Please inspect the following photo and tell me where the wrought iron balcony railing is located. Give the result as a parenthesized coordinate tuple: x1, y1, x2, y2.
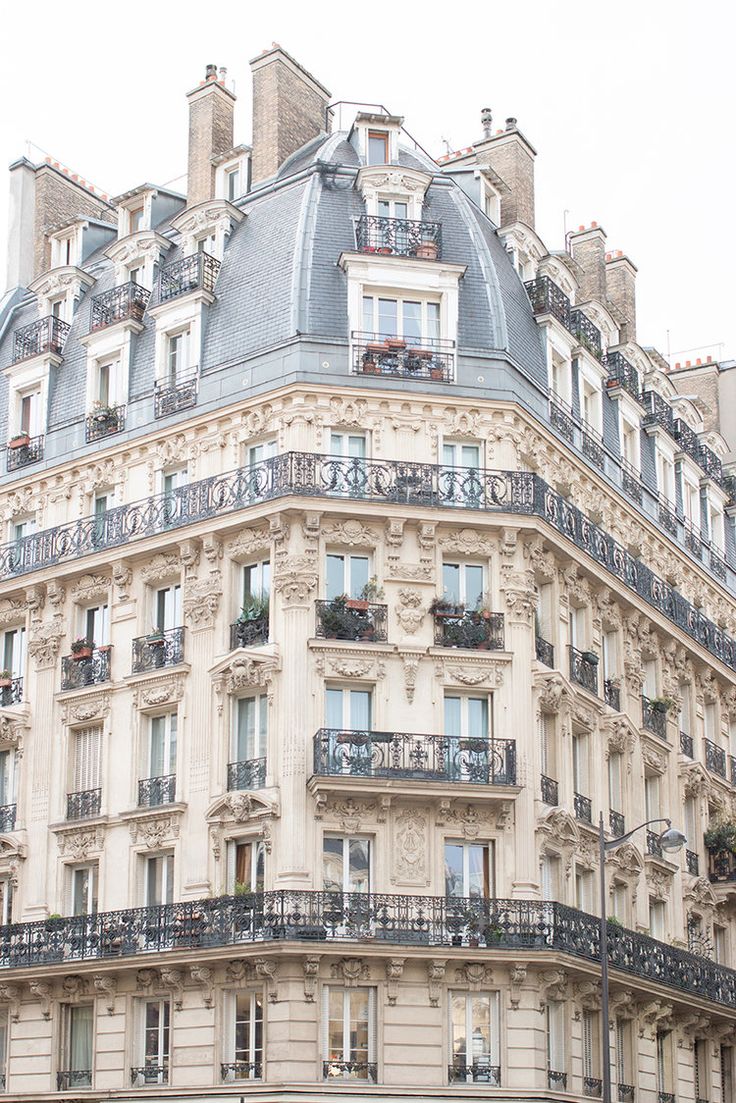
(541, 775, 558, 805)
(686, 850, 699, 875)
(154, 372, 198, 419)
(646, 830, 663, 858)
(434, 609, 504, 651)
(227, 757, 267, 792)
(620, 459, 642, 504)
(697, 442, 723, 486)
(569, 647, 598, 695)
(448, 1062, 501, 1085)
(641, 696, 668, 740)
(12, 315, 70, 362)
(574, 792, 592, 824)
(131, 1065, 168, 1086)
(352, 332, 454, 383)
(642, 390, 675, 434)
(0, 804, 16, 831)
(658, 498, 679, 538)
(61, 647, 111, 692)
(569, 308, 603, 360)
(230, 616, 269, 649)
(158, 252, 220, 302)
(138, 775, 176, 808)
(355, 214, 442, 259)
(323, 1061, 377, 1082)
(0, 677, 23, 707)
(7, 434, 43, 471)
(610, 810, 625, 836)
(66, 788, 101, 821)
(85, 404, 126, 443)
(221, 1061, 262, 1081)
(731, 755, 736, 788)
(550, 394, 575, 443)
(548, 1070, 568, 1090)
(313, 729, 517, 786)
(131, 627, 184, 673)
(57, 1069, 92, 1090)
(711, 547, 727, 583)
(524, 276, 571, 327)
(535, 636, 554, 667)
(315, 599, 388, 643)
(0, 451, 733, 675)
(709, 847, 736, 883)
(684, 522, 707, 561)
(584, 1077, 603, 1098)
(680, 731, 694, 758)
(604, 679, 621, 711)
(90, 281, 149, 331)
(581, 422, 604, 470)
(618, 1084, 635, 1103)
(605, 351, 642, 404)
(705, 737, 727, 779)
(657, 1093, 675, 1103)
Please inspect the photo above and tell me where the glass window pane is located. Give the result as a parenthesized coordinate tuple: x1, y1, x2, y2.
(377, 298, 397, 336)
(427, 302, 441, 341)
(444, 843, 464, 897)
(328, 988, 345, 1060)
(349, 556, 369, 598)
(325, 688, 343, 729)
(350, 690, 371, 730)
(362, 296, 373, 333)
(403, 301, 421, 342)
(467, 846, 486, 898)
(466, 698, 488, 739)
(451, 993, 467, 1061)
(461, 445, 480, 468)
(349, 989, 369, 1062)
(326, 555, 345, 600)
(444, 696, 461, 737)
(395, 202, 408, 220)
(464, 565, 484, 608)
(443, 443, 456, 467)
(443, 563, 460, 603)
(323, 838, 344, 893)
(348, 838, 370, 893)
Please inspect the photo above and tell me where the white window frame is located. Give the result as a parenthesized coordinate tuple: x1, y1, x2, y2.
(222, 989, 263, 1081)
(232, 694, 268, 764)
(143, 852, 174, 907)
(449, 990, 501, 1083)
(322, 985, 376, 1079)
(137, 998, 170, 1084)
(69, 862, 98, 917)
(322, 834, 371, 894)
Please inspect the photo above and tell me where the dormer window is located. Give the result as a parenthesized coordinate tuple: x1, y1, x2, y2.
(362, 294, 440, 342)
(129, 204, 145, 234)
(482, 180, 501, 225)
(368, 130, 389, 165)
(225, 165, 241, 202)
(51, 232, 75, 269)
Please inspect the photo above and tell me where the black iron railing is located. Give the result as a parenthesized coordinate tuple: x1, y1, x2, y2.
(569, 647, 598, 694)
(574, 792, 592, 824)
(731, 755, 736, 788)
(610, 810, 625, 836)
(550, 395, 575, 443)
(85, 404, 126, 443)
(227, 757, 267, 792)
(313, 729, 516, 786)
(315, 599, 388, 643)
(448, 1062, 501, 1084)
(353, 332, 454, 383)
(323, 1061, 376, 1082)
(620, 459, 642, 504)
(709, 847, 736, 883)
(570, 309, 602, 360)
(604, 679, 621, 711)
(131, 1065, 168, 1085)
(697, 443, 723, 486)
(686, 850, 699, 875)
(0, 451, 733, 675)
(355, 215, 442, 259)
(584, 1077, 603, 1098)
(221, 1061, 262, 1081)
(158, 252, 220, 302)
(0, 677, 23, 707)
(230, 616, 269, 649)
(154, 373, 198, 419)
(680, 731, 694, 758)
(0, 804, 16, 831)
(524, 276, 571, 327)
(535, 636, 554, 667)
(138, 775, 176, 808)
(90, 282, 149, 330)
(605, 351, 642, 403)
(642, 390, 674, 434)
(13, 315, 70, 362)
(131, 628, 185, 673)
(548, 1070, 568, 1090)
(642, 696, 668, 740)
(434, 609, 505, 651)
(684, 522, 706, 561)
(658, 499, 679, 538)
(57, 1069, 92, 1090)
(541, 775, 558, 805)
(705, 737, 727, 779)
(66, 788, 101, 821)
(646, 830, 663, 858)
(658, 1093, 675, 1103)
(711, 548, 728, 583)
(7, 435, 43, 471)
(582, 423, 604, 470)
(61, 647, 111, 692)
(618, 1085, 635, 1103)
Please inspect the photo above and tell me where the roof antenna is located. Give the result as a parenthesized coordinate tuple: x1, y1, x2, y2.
(481, 107, 492, 140)
(441, 137, 452, 156)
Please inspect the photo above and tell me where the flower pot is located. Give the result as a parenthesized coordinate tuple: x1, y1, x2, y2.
(416, 241, 438, 260)
(72, 647, 93, 661)
(386, 338, 406, 350)
(651, 700, 668, 713)
(429, 366, 444, 381)
(582, 652, 599, 665)
(377, 246, 392, 255)
(362, 359, 379, 374)
(346, 599, 369, 611)
(337, 733, 367, 745)
(8, 435, 30, 450)
(0, 678, 11, 688)
(147, 635, 166, 647)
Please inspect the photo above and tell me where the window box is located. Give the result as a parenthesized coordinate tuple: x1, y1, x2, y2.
(385, 337, 406, 350)
(581, 651, 599, 665)
(73, 646, 93, 661)
(417, 241, 438, 260)
(71, 637, 95, 661)
(8, 434, 30, 450)
(346, 598, 369, 611)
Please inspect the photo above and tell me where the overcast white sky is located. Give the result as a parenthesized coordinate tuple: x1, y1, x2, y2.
(1, 0, 733, 363)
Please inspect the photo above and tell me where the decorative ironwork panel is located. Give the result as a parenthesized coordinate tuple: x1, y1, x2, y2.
(582, 426, 605, 470)
(570, 309, 603, 359)
(710, 549, 727, 582)
(541, 775, 558, 806)
(686, 850, 699, 876)
(574, 792, 592, 824)
(604, 679, 621, 711)
(609, 810, 625, 836)
(658, 1094, 675, 1103)
(227, 757, 267, 792)
(66, 788, 101, 821)
(684, 522, 706, 561)
(569, 647, 598, 695)
(448, 1062, 501, 1085)
(131, 1066, 169, 1086)
(154, 375, 198, 419)
(131, 628, 184, 673)
(315, 600, 388, 643)
(524, 276, 571, 326)
(158, 252, 220, 302)
(642, 390, 674, 433)
(85, 405, 126, 442)
(680, 731, 694, 758)
(323, 1061, 377, 1082)
(57, 1070, 92, 1090)
(605, 351, 642, 403)
(0, 677, 23, 707)
(221, 1061, 262, 1081)
(705, 737, 727, 779)
(355, 215, 442, 258)
(138, 775, 176, 808)
(658, 499, 679, 538)
(353, 332, 454, 383)
(0, 804, 16, 831)
(673, 418, 700, 463)
(90, 281, 150, 330)
(731, 755, 736, 788)
(535, 636, 554, 667)
(313, 729, 516, 786)
(697, 442, 723, 485)
(584, 1077, 603, 1098)
(641, 696, 668, 740)
(434, 610, 504, 651)
(6, 435, 43, 471)
(709, 847, 736, 883)
(618, 1085, 635, 1103)
(12, 315, 70, 362)
(646, 830, 663, 858)
(230, 616, 269, 649)
(61, 647, 111, 692)
(550, 398, 575, 443)
(548, 1071, 568, 1091)
(620, 461, 642, 504)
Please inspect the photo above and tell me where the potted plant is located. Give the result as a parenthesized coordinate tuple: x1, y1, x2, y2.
(91, 401, 117, 424)
(238, 593, 270, 623)
(582, 651, 599, 665)
(705, 823, 736, 854)
(0, 670, 12, 688)
(361, 356, 379, 375)
(71, 637, 94, 661)
(649, 696, 676, 713)
(146, 626, 166, 646)
(8, 432, 30, 450)
(347, 577, 384, 611)
(429, 361, 445, 381)
(416, 240, 438, 260)
(429, 596, 464, 618)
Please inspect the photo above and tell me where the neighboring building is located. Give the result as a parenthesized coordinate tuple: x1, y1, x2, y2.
(0, 42, 734, 1103)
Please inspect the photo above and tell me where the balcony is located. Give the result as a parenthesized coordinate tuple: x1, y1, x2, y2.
(584, 1077, 603, 1098)
(6, 433, 43, 472)
(641, 696, 668, 740)
(131, 627, 185, 673)
(708, 847, 736, 883)
(158, 252, 220, 302)
(313, 729, 516, 786)
(569, 308, 602, 360)
(574, 792, 592, 824)
(138, 775, 176, 808)
(581, 422, 604, 471)
(618, 1085, 635, 1103)
(355, 214, 442, 259)
(646, 830, 663, 858)
(569, 647, 598, 695)
(323, 1061, 376, 1082)
(230, 615, 269, 649)
(433, 607, 504, 651)
(524, 276, 571, 327)
(353, 332, 454, 384)
(0, 676, 22, 707)
(548, 1071, 568, 1091)
(57, 1070, 92, 1090)
(642, 390, 675, 434)
(448, 1062, 501, 1085)
(90, 281, 149, 331)
(710, 547, 727, 583)
(686, 850, 699, 875)
(66, 788, 101, 821)
(620, 459, 642, 504)
(85, 404, 126, 443)
(604, 679, 621, 711)
(221, 1062, 261, 1082)
(680, 731, 694, 758)
(610, 810, 625, 836)
(227, 757, 267, 792)
(131, 1066, 168, 1086)
(315, 598, 388, 643)
(705, 737, 727, 779)
(61, 646, 111, 692)
(550, 394, 575, 443)
(657, 498, 679, 538)
(605, 351, 642, 404)
(154, 372, 198, 419)
(535, 636, 554, 667)
(541, 775, 558, 805)
(684, 522, 707, 561)
(12, 315, 70, 362)
(697, 442, 723, 486)
(0, 804, 16, 831)
(658, 1094, 675, 1103)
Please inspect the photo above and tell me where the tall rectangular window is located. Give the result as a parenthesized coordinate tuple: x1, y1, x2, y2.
(243, 560, 270, 605)
(2, 628, 25, 678)
(166, 331, 189, 384)
(0, 750, 15, 809)
(615, 1019, 631, 1092)
(0, 879, 12, 925)
(69, 863, 98, 916)
(656, 1031, 672, 1095)
(227, 839, 265, 894)
(234, 695, 268, 763)
(449, 991, 500, 1083)
(148, 713, 177, 781)
(582, 1009, 600, 1085)
(608, 753, 623, 816)
(329, 431, 366, 459)
(223, 991, 263, 1080)
(323, 836, 370, 894)
(645, 774, 661, 820)
(649, 899, 666, 940)
(83, 604, 109, 646)
(444, 841, 493, 899)
(226, 166, 241, 202)
(326, 554, 370, 601)
(325, 686, 372, 731)
(323, 986, 376, 1080)
(442, 561, 484, 608)
(546, 1002, 565, 1084)
(144, 853, 174, 907)
(539, 854, 559, 901)
(721, 1046, 733, 1103)
(155, 584, 181, 632)
(573, 732, 589, 797)
(71, 726, 101, 796)
(140, 1000, 170, 1083)
(367, 131, 388, 165)
(61, 1004, 93, 1088)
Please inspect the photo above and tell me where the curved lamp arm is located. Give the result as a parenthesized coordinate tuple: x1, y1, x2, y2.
(603, 817, 671, 852)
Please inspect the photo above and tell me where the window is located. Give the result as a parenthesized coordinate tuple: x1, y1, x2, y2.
(444, 695, 491, 780)
(70, 725, 101, 798)
(166, 329, 190, 384)
(546, 1001, 565, 1082)
(721, 1046, 733, 1103)
(620, 415, 640, 471)
(1, 628, 24, 679)
(129, 265, 144, 287)
(197, 233, 216, 256)
(144, 853, 174, 907)
(449, 991, 500, 1083)
(442, 561, 484, 609)
(656, 1031, 672, 1096)
(325, 686, 372, 731)
(649, 899, 666, 940)
(615, 1019, 631, 1091)
(549, 347, 571, 406)
(326, 553, 370, 601)
(0, 1012, 6, 1090)
(680, 686, 692, 736)
(148, 713, 177, 782)
(645, 774, 660, 820)
(602, 631, 618, 682)
(139, 1000, 170, 1083)
(227, 839, 265, 894)
(704, 702, 717, 742)
(539, 854, 560, 900)
(695, 1038, 711, 1103)
(536, 583, 554, 644)
(243, 560, 271, 605)
(329, 431, 366, 459)
(223, 991, 263, 1080)
(656, 446, 676, 504)
(714, 923, 728, 965)
(69, 863, 98, 916)
(608, 752, 623, 817)
(580, 377, 601, 434)
(575, 869, 594, 912)
(61, 1004, 93, 1088)
(445, 840, 493, 899)
(0, 879, 13, 925)
(539, 713, 556, 781)
(226, 166, 241, 202)
(362, 294, 440, 343)
(569, 606, 586, 651)
(684, 797, 698, 856)
(367, 130, 389, 165)
(710, 500, 725, 552)
(83, 604, 109, 647)
(129, 205, 145, 234)
(482, 180, 501, 225)
(323, 986, 376, 1080)
(247, 439, 277, 467)
(323, 836, 370, 894)
(97, 357, 120, 407)
(154, 584, 182, 632)
(442, 441, 480, 472)
(611, 883, 628, 925)
(18, 390, 41, 437)
(682, 475, 700, 527)
(582, 1009, 600, 1088)
(572, 732, 589, 798)
(0, 749, 14, 809)
(233, 695, 268, 765)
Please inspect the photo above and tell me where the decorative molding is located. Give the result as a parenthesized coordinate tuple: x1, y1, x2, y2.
(303, 956, 320, 1002)
(385, 958, 404, 1005)
(254, 957, 279, 1003)
(330, 957, 369, 988)
(226, 525, 271, 562)
(322, 519, 379, 548)
(509, 964, 527, 1009)
(132, 675, 185, 710)
(70, 574, 110, 605)
(427, 960, 445, 1007)
(160, 967, 184, 1011)
(61, 692, 111, 724)
(29, 980, 52, 1019)
(0, 983, 20, 1022)
(183, 572, 222, 631)
(56, 826, 105, 860)
(435, 658, 506, 688)
(140, 553, 181, 586)
(128, 813, 180, 849)
(539, 969, 568, 1008)
(190, 965, 214, 1009)
(272, 554, 317, 607)
(93, 974, 117, 1015)
(392, 807, 429, 887)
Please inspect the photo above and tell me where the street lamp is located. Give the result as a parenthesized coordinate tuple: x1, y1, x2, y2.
(598, 814, 686, 1103)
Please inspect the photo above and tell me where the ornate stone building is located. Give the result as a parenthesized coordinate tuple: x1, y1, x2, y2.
(0, 41, 734, 1103)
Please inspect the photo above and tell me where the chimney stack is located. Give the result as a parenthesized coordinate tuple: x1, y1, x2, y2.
(569, 224, 607, 303)
(186, 64, 236, 208)
(605, 251, 638, 344)
(249, 45, 331, 185)
(475, 119, 536, 228)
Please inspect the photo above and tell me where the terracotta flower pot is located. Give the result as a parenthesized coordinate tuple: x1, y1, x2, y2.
(72, 647, 93, 661)
(346, 599, 369, 611)
(417, 241, 438, 259)
(8, 435, 30, 450)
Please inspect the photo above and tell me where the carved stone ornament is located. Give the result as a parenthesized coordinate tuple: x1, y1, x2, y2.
(128, 813, 180, 849)
(399, 650, 421, 703)
(523, 535, 556, 582)
(641, 742, 667, 774)
(28, 618, 65, 670)
(183, 573, 222, 631)
(62, 974, 88, 1002)
(218, 654, 280, 698)
(427, 960, 446, 1007)
(536, 673, 572, 714)
(539, 969, 568, 1008)
(330, 957, 369, 988)
(0, 598, 27, 628)
(61, 693, 110, 724)
(303, 956, 320, 1002)
(70, 574, 110, 604)
(455, 962, 493, 991)
(56, 826, 105, 860)
(436, 801, 494, 839)
(606, 842, 643, 882)
(436, 528, 495, 558)
(140, 552, 181, 585)
(0, 715, 27, 750)
(322, 519, 379, 548)
(29, 980, 52, 1019)
(509, 964, 527, 1010)
(396, 588, 425, 636)
(272, 554, 318, 607)
(190, 965, 214, 1008)
(385, 958, 404, 1006)
(314, 652, 386, 681)
(136, 968, 161, 995)
(93, 974, 117, 1015)
(392, 807, 429, 886)
(321, 796, 383, 832)
(573, 980, 602, 1011)
(0, 983, 20, 1021)
(636, 999, 673, 1039)
(132, 676, 184, 710)
(226, 524, 271, 562)
(254, 957, 279, 1002)
(435, 659, 506, 688)
(160, 967, 184, 1011)
(501, 565, 537, 623)
(607, 717, 637, 760)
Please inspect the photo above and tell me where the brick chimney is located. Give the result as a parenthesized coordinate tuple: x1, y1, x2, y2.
(249, 45, 331, 185)
(569, 224, 607, 303)
(186, 64, 236, 207)
(475, 118, 536, 228)
(605, 250, 638, 344)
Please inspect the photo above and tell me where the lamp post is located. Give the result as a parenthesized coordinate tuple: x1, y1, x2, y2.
(598, 814, 686, 1103)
